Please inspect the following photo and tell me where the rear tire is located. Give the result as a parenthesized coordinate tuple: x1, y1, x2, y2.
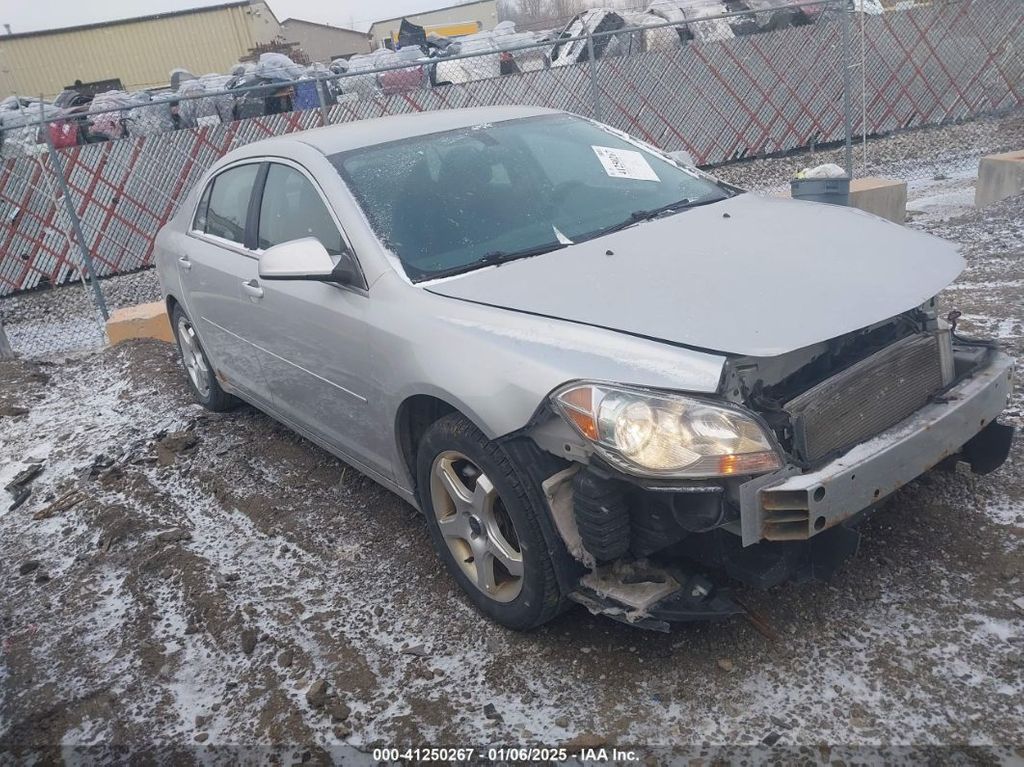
(416, 412, 568, 630)
(171, 304, 236, 412)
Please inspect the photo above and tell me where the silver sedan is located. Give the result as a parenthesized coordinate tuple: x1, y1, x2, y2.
(156, 106, 1014, 630)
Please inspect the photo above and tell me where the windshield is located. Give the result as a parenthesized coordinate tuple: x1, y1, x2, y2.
(331, 113, 729, 282)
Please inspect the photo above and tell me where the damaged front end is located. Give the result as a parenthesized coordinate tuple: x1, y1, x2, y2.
(525, 302, 1015, 631)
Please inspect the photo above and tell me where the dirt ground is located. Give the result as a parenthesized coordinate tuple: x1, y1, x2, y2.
(2, 172, 1023, 761)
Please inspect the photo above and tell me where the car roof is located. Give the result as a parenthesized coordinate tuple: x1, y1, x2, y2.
(232, 105, 562, 160)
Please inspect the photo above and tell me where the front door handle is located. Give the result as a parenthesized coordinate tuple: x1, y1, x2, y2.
(178, 256, 192, 271)
(242, 279, 264, 299)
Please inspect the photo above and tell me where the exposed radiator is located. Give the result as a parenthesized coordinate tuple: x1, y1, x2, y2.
(785, 331, 954, 463)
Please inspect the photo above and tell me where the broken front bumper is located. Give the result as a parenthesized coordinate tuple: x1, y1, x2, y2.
(740, 351, 1015, 546)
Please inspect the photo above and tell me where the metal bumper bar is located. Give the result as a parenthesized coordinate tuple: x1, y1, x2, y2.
(740, 352, 1015, 546)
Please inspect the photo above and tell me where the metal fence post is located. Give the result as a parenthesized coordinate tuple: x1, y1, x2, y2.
(315, 77, 331, 127)
(0, 320, 13, 360)
(840, 0, 854, 178)
(40, 109, 110, 321)
(586, 31, 602, 121)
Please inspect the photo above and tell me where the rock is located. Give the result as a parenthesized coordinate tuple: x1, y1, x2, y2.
(98, 466, 123, 487)
(327, 700, 351, 723)
(564, 733, 606, 750)
(412, 665, 434, 680)
(373, 605, 384, 618)
(1012, 596, 1024, 614)
(762, 731, 782, 746)
(240, 628, 258, 655)
(403, 644, 430, 657)
(195, 715, 209, 729)
(155, 445, 177, 467)
(306, 679, 329, 709)
(483, 703, 502, 721)
(5, 463, 44, 492)
(160, 431, 198, 454)
(34, 571, 50, 584)
(18, 560, 40, 575)
(156, 528, 192, 544)
(770, 714, 793, 730)
(716, 658, 735, 672)
(277, 650, 294, 668)
(33, 490, 85, 520)
(194, 732, 209, 743)
(0, 405, 29, 418)
(8, 486, 31, 511)
(554, 716, 570, 728)
(333, 723, 351, 740)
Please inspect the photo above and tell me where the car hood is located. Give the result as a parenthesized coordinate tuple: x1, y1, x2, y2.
(426, 194, 964, 357)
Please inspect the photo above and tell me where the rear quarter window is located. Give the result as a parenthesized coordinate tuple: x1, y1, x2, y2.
(192, 183, 212, 232)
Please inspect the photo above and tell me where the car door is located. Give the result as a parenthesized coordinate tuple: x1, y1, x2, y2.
(240, 161, 389, 477)
(178, 162, 273, 404)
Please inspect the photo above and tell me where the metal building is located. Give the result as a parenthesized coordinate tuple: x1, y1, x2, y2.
(278, 19, 371, 62)
(0, 1, 282, 98)
(368, 0, 499, 49)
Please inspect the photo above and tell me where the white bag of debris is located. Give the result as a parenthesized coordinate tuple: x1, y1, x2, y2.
(176, 79, 218, 126)
(255, 52, 305, 81)
(89, 90, 134, 139)
(170, 68, 197, 90)
(199, 73, 234, 122)
(796, 162, 848, 179)
(0, 99, 59, 158)
(125, 91, 175, 136)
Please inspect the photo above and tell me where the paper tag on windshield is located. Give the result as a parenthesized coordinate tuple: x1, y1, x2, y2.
(592, 146, 660, 182)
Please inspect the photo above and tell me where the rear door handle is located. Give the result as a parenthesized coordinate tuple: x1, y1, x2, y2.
(178, 256, 192, 271)
(242, 279, 264, 299)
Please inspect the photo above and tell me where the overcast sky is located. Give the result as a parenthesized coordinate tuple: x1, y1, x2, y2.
(1, 0, 451, 34)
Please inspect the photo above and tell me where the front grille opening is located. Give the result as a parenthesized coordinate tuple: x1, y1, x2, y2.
(784, 332, 949, 463)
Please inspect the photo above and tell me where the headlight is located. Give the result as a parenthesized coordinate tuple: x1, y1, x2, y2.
(552, 382, 782, 478)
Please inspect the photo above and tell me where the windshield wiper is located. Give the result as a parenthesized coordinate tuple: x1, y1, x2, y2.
(420, 242, 568, 282)
(582, 194, 729, 241)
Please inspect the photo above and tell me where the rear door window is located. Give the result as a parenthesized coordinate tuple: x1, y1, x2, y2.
(257, 164, 347, 255)
(203, 164, 260, 244)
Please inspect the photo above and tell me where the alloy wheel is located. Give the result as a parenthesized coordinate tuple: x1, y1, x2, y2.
(429, 450, 524, 602)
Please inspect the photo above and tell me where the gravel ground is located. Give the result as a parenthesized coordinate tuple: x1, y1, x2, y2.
(1, 157, 1022, 758)
(0, 270, 162, 356)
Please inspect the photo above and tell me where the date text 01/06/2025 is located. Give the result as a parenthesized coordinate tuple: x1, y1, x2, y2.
(371, 747, 641, 762)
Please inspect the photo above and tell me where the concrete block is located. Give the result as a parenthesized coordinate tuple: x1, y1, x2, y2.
(106, 301, 174, 346)
(975, 150, 1024, 208)
(848, 177, 907, 224)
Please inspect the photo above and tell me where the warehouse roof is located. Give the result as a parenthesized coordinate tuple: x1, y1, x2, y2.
(279, 18, 368, 36)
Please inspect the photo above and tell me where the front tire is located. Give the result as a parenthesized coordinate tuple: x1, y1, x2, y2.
(416, 413, 568, 630)
(171, 304, 236, 412)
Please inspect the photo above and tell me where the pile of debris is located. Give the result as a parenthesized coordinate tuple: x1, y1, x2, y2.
(0, 0, 889, 157)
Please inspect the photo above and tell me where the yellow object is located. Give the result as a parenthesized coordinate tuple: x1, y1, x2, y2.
(848, 176, 908, 224)
(975, 150, 1024, 208)
(390, 20, 482, 44)
(106, 302, 175, 346)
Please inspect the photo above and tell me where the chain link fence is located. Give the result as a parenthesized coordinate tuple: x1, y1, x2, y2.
(0, 0, 1021, 358)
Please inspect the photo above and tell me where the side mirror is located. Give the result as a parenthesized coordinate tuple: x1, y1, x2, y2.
(258, 237, 363, 288)
(668, 149, 696, 168)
